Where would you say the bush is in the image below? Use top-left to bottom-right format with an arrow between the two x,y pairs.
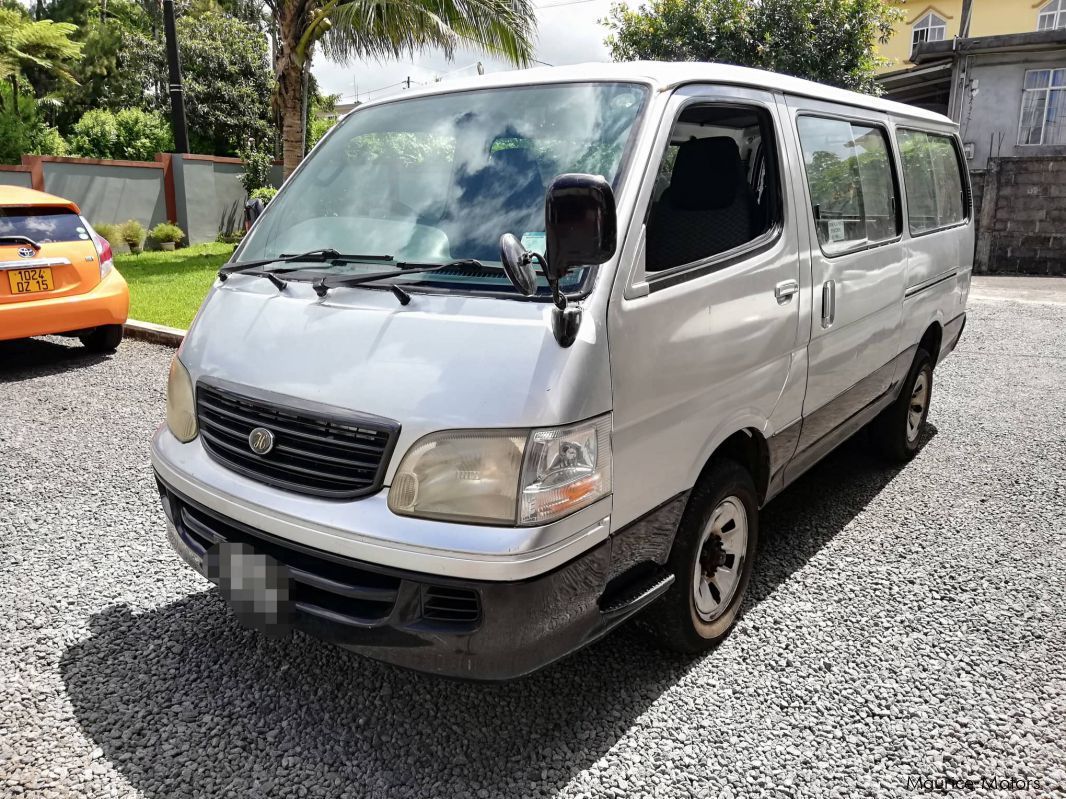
121,219 -> 146,252
238,147 -> 273,194
149,222 -> 185,244
69,108 -> 172,161
93,223 -> 122,245
0,88 -> 66,164
249,187 -> 277,204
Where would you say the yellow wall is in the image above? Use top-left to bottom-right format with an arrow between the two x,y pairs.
877,0 -> 1054,73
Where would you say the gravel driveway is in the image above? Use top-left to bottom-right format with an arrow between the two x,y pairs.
1,282 -> 1064,799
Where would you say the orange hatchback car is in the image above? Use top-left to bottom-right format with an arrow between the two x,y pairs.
0,186 -> 129,352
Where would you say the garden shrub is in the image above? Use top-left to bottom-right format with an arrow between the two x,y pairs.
249,187 -> 277,204
149,222 -> 185,244
93,223 -> 122,244
238,147 -> 273,194
69,108 -> 172,161
121,219 -> 146,252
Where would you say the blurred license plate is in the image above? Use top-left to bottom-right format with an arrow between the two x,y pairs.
8,267 -> 53,294
205,542 -> 293,637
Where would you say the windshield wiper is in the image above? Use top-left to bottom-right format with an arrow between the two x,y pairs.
217,249 -> 394,283
0,235 -> 41,249
309,259 -> 489,303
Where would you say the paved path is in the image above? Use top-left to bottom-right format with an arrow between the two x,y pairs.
1,280 -> 1063,798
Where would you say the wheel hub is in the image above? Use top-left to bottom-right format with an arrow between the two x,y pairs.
692,496 -> 748,623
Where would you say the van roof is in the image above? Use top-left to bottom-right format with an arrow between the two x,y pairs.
362,61 -> 955,129
0,185 -> 81,213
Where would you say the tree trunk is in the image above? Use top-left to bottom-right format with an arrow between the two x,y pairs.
274,6 -> 306,178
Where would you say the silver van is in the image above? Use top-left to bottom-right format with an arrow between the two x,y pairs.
153,62 -> 972,679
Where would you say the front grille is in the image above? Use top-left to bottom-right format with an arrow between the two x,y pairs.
196,381 -> 398,499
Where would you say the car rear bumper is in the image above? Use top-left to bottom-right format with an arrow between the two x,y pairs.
155,474 -> 637,680
0,268 -> 129,341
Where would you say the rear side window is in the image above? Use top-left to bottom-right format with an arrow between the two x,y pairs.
0,206 -> 88,244
896,129 -> 966,234
797,116 -> 899,256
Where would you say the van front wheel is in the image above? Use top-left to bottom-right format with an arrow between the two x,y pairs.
644,459 -> 758,653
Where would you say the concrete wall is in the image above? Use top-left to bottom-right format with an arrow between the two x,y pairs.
956,50 -> 1066,169
11,154 -> 282,245
974,156 -> 1066,275
172,156 -> 245,244
42,159 -> 169,230
0,167 -> 33,188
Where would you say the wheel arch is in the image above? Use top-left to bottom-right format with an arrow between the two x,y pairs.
919,321 -> 944,367
693,426 -> 772,507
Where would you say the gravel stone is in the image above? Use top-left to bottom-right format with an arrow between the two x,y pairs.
1,288 -> 1064,798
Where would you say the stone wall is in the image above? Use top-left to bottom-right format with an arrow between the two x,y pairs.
973,156 -> 1066,276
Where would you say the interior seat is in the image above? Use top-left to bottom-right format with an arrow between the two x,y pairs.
646,136 -> 757,271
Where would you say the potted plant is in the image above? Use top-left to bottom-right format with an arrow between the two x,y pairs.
121,219 -> 146,254
150,222 -> 185,251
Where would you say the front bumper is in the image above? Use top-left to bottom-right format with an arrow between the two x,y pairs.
156,476 -> 624,680
0,268 -> 129,341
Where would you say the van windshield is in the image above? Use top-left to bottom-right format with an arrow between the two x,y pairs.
236,82 -> 648,295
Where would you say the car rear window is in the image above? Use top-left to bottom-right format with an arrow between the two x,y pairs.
0,206 -> 89,244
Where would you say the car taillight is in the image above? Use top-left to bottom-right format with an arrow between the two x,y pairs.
84,219 -> 113,279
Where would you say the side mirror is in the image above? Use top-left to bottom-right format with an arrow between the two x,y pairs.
498,173 -> 616,348
542,173 -> 617,282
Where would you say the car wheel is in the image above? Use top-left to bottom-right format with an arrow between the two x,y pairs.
80,324 -> 123,353
644,458 -> 759,653
872,348 -> 933,463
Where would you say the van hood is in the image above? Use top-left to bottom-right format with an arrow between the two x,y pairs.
181,278 -> 611,451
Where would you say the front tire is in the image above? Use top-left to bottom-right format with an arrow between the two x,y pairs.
80,324 -> 123,353
644,459 -> 759,653
871,348 -> 932,463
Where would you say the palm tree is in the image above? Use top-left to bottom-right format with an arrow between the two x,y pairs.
0,8 -> 82,115
266,0 -> 536,176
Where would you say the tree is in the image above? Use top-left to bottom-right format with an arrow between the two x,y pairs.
267,0 -> 537,177
0,6 -> 82,108
68,107 -> 173,159
603,0 -> 903,94
58,10 -> 272,155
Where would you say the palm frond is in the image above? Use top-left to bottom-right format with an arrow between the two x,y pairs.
319,0 -> 535,67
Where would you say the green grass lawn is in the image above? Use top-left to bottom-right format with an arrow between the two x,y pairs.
116,242 -> 235,329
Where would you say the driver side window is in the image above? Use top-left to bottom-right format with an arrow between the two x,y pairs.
645,103 -> 781,273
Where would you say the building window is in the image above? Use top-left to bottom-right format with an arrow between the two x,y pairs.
912,12 -> 947,50
1038,0 -> 1066,30
1018,69 -> 1066,145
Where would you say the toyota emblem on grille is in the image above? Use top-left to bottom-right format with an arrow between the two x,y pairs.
17,246 -> 35,258
248,427 -> 275,456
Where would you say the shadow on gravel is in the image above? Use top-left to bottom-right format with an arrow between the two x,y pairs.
60,428 -> 933,798
0,337 -> 110,382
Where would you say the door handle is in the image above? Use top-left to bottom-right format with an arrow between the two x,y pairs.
774,279 -> 799,304
821,280 -> 836,328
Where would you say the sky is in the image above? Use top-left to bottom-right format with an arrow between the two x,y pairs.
311,0 -> 616,106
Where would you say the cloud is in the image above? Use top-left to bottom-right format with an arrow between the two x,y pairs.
311,0 -> 615,103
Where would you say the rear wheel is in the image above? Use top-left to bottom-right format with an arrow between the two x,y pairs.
644,459 -> 759,653
80,324 -> 123,353
871,348 -> 932,462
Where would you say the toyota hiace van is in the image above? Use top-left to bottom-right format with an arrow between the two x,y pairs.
152,62 -> 972,679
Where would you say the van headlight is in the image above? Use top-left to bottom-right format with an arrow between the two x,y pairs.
388,415 -> 611,526
166,356 -> 199,443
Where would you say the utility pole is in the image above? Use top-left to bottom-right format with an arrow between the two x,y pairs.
162,0 -> 189,153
